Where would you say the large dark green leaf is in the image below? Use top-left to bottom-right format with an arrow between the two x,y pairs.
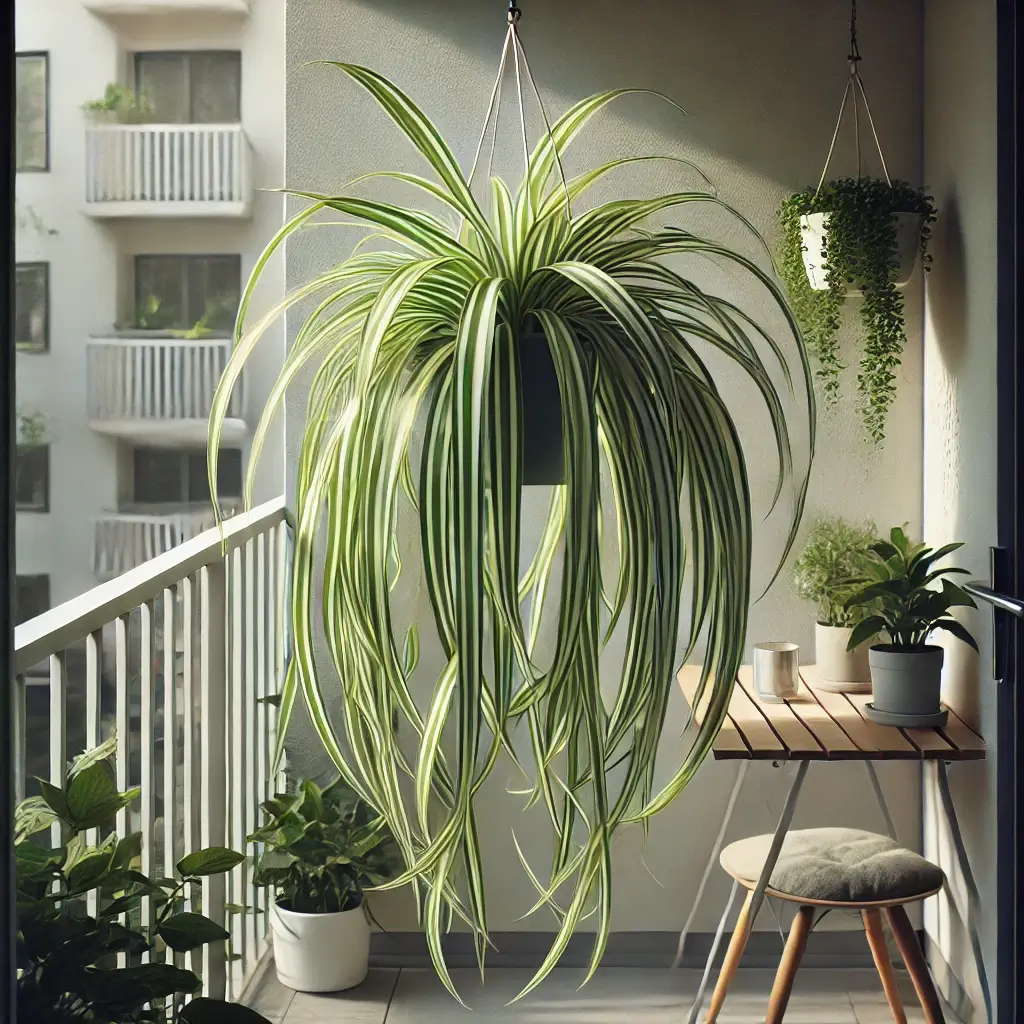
177,848 -> 245,877
65,762 -> 139,831
179,998 -> 274,1024
157,912 -> 230,952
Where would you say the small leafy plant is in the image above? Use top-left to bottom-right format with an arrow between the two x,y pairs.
15,736 -> 264,1023
843,526 -> 978,652
792,515 -> 881,628
778,177 -> 937,445
82,84 -> 154,124
249,778 -> 398,915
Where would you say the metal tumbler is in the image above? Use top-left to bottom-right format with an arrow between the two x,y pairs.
752,642 -> 800,702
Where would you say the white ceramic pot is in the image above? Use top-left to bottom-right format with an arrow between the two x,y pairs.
813,622 -> 873,692
271,901 -> 369,993
869,644 -> 944,717
800,211 -> 925,294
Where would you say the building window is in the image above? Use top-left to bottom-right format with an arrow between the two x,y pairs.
15,575 -> 51,626
15,446 -> 49,513
15,263 -> 49,352
135,51 -> 241,124
134,254 -> 241,332
132,448 -> 243,506
16,53 -> 48,171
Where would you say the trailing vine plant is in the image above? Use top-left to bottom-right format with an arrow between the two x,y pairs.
779,178 -> 935,445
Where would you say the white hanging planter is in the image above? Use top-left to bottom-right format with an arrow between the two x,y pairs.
800,211 -> 926,295
271,901 -> 370,993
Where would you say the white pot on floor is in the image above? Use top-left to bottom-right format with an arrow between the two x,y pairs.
271,901 -> 369,993
813,622 -> 873,692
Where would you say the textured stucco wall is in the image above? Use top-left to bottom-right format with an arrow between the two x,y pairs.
282,0 -> 926,933
922,1 -> 998,1017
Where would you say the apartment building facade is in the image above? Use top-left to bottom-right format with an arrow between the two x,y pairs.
13,0 -> 285,622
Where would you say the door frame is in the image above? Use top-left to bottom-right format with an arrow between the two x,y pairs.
996,0 -> 1022,1020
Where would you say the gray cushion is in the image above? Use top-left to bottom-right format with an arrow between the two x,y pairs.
720,827 -> 945,904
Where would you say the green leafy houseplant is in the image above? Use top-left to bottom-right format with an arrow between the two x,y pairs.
82,83 -> 154,124
792,516 -> 880,628
250,778 -> 398,914
844,527 -> 978,652
209,64 -> 814,999
15,737 -> 264,1023
778,177 -> 936,445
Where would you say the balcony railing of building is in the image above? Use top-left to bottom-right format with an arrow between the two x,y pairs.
87,336 -> 246,444
13,497 -> 289,1001
85,124 -> 253,217
94,503 -> 242,578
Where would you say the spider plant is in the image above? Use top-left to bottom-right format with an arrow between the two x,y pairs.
208,63 -> 814,1001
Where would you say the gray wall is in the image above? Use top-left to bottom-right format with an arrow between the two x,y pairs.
283,0 -> 927,933
922,1 -> 998,1018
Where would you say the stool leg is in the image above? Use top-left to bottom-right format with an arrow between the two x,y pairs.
765,905 -> 814,1024
704,890 -> 754,1024
862,908 -> 907,1024
885,905 -> 946,1024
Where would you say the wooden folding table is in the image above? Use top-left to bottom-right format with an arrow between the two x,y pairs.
676,664 -> 988,1023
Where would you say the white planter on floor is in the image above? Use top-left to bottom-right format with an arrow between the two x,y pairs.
813,622 -> 873,693
800,211 -> 925,294
271,901 -> 369,993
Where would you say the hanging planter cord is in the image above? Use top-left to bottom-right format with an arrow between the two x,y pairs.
815,0 -> 892,195
465,2 -> 572,222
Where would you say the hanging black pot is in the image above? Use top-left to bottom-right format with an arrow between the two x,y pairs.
519,327 -> 564,485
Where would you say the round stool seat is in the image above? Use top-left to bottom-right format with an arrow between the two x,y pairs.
720,827 -> 945,905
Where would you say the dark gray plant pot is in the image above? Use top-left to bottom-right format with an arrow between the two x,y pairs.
868,644 -> 944,716
520,331 -> 564,485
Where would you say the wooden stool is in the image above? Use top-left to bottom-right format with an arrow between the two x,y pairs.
707,827 -> 947,1024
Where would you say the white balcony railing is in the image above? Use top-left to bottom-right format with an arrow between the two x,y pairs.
85,124 -> 252,217
14,497 -> 289,1001
94,505 -> 240,578
87,337 -> 246,443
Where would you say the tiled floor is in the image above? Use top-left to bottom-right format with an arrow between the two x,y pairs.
247,966 -> 960,1022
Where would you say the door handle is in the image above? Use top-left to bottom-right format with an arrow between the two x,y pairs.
962,548 -> 1018,681
962,581 -> 1024,617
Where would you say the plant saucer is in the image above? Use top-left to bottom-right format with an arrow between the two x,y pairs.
863,703 -> 948,729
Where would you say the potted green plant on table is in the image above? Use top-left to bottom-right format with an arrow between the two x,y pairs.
250,778 -> 398,993
207,47 -> 814,1001
14,737 -> 265,1023
779,177 -> 936,446
792,515 -> 881,691
843,526 -> 978,725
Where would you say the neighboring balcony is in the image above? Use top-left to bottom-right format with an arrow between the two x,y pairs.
85,124 -> 253,218
93,503 -> 240,578
83,0 -> 250,17
87,335 -> 246,446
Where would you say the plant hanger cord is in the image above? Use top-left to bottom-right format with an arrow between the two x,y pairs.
815,0 -> 892,195
465,2 -> 572,224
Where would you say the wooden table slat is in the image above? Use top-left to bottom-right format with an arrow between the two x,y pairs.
736,668 -> 827,758
676,666 -> 750,757
676,665 -> 985,761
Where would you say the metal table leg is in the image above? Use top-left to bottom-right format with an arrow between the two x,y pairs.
864,760 -> 898,841
673,760 -> 749,968
686,759 -> 810,1024
933,759 -> 992,1024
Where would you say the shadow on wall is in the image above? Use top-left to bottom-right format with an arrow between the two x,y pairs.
928,193 -> 968,373
336,0 -> 923,189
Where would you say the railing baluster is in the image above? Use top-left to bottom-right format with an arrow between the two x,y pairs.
243,537 -> 259,968
180,574 -> 198,978
84,628 -> 103,917
160,588 -> 177,967
49,651 -> 68,848
200,560 -> 228,999
115,613 -> 130,968
255,531 -> 269,934
228,545 -> 246,998
140,601 -> 156,962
